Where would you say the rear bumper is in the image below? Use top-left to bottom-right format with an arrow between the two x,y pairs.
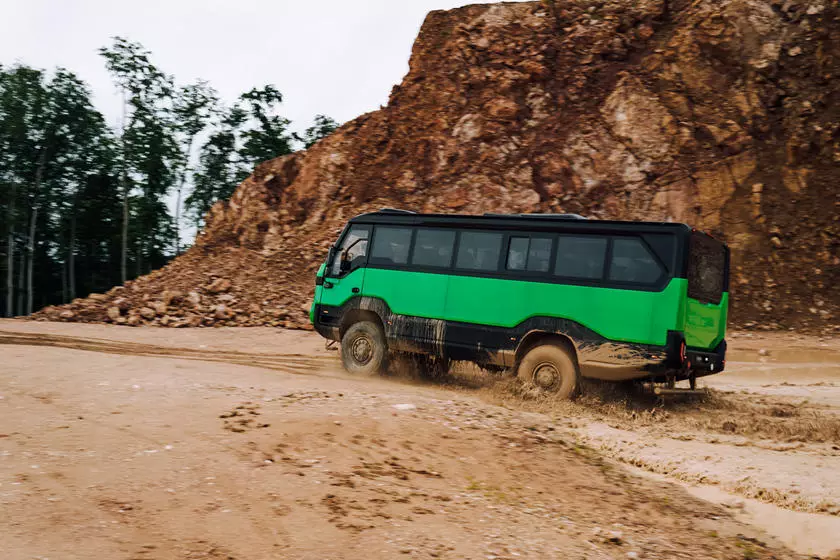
685,339 -> 726,377
656,331 -> 726,379
583,334 -> 726,382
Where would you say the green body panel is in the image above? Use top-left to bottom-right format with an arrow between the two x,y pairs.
361,269 -> 692,347
315,266 -> 727,351
317,267 -> 367,315
310,263 -> 327,323
363,268 -> 450,318
682,292 -> 728,349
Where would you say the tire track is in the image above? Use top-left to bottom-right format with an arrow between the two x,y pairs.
0,329 -> 340,378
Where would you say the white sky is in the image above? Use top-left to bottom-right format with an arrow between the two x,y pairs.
1,0 -> 528,243
1,0 -> 527,134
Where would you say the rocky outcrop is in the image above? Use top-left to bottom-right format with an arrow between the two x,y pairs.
34,0 -> 840,332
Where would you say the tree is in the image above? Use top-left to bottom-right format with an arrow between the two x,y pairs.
187,85 -> 309,226
186,105 -> 247,226
238,85 -> 295,167
100,37 -> 176,281
172,81 -> 218,254
0,65 -> 49,316
295,114 -> 338,149
47,70 -> 118,302
1,42 -> 340,316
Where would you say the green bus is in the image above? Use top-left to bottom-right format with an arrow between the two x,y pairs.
311,209 -> 729,397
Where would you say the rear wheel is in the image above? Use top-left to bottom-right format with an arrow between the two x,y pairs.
517,343 -> 579,399
341,321 -> 388,376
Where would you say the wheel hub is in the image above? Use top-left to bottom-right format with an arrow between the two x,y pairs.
533,362 -> 559,389
351,335 -> 373,365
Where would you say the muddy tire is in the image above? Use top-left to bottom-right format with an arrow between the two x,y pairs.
517,343 -> 579,399
341,321 -> 388,376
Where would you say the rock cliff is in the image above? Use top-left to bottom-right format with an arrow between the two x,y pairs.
36,0 -> 840,333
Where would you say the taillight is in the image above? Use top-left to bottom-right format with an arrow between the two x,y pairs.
680,341 -> 687,363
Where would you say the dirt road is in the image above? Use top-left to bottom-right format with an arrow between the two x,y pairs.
1,321 -> 838,559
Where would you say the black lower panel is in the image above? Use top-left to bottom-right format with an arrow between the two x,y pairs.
313,297 -> 696,374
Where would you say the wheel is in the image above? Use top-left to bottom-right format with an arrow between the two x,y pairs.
341,321 -> 388,376
516,343 -> 580,399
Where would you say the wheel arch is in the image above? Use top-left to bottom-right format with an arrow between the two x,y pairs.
514,330 -> 580,371
339,308 -> 386,339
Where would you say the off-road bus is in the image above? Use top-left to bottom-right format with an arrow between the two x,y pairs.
311,209 -> 729,398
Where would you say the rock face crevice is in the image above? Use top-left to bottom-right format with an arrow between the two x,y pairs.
37,0 -> 839,332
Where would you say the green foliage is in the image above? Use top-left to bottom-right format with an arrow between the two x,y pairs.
0,38 -> 340,316
295,114 -> 339,149
238,85 -> 295,167
186,106 -> 248,225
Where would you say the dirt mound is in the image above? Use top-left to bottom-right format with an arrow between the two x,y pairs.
34,0 -> 840,332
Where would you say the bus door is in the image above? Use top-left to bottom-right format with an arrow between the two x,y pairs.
321,225 -> 370,309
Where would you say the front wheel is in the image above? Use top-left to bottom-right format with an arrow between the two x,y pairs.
341,321 -> 388,376
517,343 -> 580,399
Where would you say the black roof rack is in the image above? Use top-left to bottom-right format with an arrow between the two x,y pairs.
483,213 -> 587,220
377,208 -> 415,214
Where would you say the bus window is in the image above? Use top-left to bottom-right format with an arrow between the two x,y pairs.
507,237 -> 529,271
411,228 -> 456,268
555,236 -> 607,280
609,238 -> 662,284
527,238 -> 552,272
507,237 -> 552,272
456,232 -> 503,271
370,226 -> 412,266
688,231 -> 726,303
331,226 -> 369,275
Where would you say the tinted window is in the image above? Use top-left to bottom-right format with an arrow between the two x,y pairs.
370,226 -> 412,265
507,237 -> 529,271
527,238 -> 552,272
456,231 -> 503,271
411,228 -> 456,268
609,238 -> 662,284
688,231 -> 726,304
555,236 -> 607,279
331,226 -> 368,275
507,237 -> 553,272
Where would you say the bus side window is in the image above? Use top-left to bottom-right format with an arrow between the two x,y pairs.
555,236 -> 607,280
507,237 -> 552,272
609,238 -> 662,284
411,228 -> 456,268
456,232 -> 503,271
527,238 -> 552,272
370,226 -> 413,266
507,237 -> 529,271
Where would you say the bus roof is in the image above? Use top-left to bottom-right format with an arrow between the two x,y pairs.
349,209 -> 694,236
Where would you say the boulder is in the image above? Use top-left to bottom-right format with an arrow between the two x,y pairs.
139,307 -> 156,320
207,278 -> 232,294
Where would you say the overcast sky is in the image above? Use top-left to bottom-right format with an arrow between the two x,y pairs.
1,0 -> 526,134
1,0 -> 528,243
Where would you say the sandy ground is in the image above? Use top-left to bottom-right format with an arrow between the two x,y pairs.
1,320 -> 839,559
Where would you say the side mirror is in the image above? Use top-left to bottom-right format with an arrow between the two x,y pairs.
340,253 -> 351,272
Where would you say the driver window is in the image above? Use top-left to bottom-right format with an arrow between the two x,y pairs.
331,226 -> 369,275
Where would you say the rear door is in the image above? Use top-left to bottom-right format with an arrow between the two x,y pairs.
684,231 -> 729,349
